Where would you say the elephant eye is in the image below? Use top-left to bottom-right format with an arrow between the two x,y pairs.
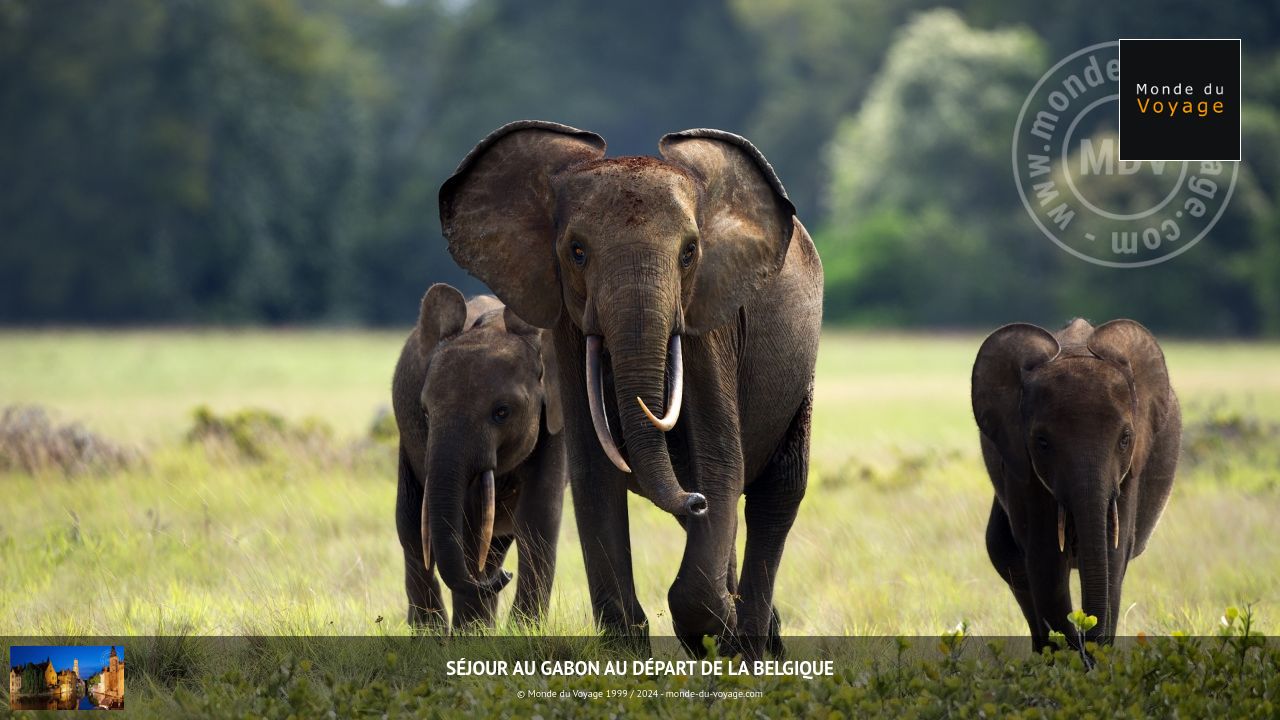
1119,430 -> 1132,451
680,240 -> 697,268
491,403 -> 511,424
1036,435 -> 1050,451
570,241 -> 587,266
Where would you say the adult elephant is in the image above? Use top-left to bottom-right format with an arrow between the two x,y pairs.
439,121 -> 823,657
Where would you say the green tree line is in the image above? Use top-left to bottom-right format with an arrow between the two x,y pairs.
16,661 -> 48,693
1,0 -> 1277,334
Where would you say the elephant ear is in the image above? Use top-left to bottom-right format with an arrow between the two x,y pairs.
501,307 -> 562,435
538,328 -> 563,435
658,129 -> 796,333
418,284 -> 468,362
1088,319 -> 1173,461
971,323 -> 1061,480
440,121 -> 607,329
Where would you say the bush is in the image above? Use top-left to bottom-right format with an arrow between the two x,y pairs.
186,405 -> 335,462
1182,406 -> 1280,491
185,405 -> 394,473
0,405 -> 140,476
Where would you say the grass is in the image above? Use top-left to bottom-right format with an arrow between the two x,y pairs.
1,328 -> 1278,640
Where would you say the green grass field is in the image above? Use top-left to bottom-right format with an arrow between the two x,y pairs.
1,329 -> 1278,639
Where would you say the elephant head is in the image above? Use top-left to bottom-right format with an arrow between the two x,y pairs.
416,283 -> 562,596
439,121 -> 795,518
972,319 -> 1173,641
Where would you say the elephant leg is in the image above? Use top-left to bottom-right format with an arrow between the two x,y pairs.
512,432 -> 567,625
483,535 -> 515,622
452,535 -> 514,629
396,445 -> 446,630
556,323 -> 647,649
569,455 -> 647,645
726,533 -> 739,602
402,549 -> 447,631
1106,558 -> 1129,641
672,510 -> 744,655
669,485 -> 741,658
667,368 -> 746,658
985,498 -> 1036,644
1023,525 -> 1073,652
735,390 -> 812,662
716,525 -> 755,659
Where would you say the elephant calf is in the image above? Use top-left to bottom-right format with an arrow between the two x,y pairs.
972,318 -> 1180,649
392,283 -> 566,629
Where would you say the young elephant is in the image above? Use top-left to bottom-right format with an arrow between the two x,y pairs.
392,283 -> 566,630
972,318 -> 1180,649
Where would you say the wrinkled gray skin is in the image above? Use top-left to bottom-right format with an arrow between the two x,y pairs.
392,283 -> 566,630
972,318 -> 1180,650
438,121 -> 823,660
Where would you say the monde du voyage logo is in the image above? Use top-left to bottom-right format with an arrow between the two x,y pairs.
1013,40 -> 1241,268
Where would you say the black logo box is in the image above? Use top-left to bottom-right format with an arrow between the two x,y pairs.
1119,39 -> 1241,162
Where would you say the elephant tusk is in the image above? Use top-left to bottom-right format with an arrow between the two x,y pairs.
586,335 -> 631,473
1110,497 -> 1120,550
476,469 -> 496,575
1057,504 -> 1066,553
636,335 -> 683,432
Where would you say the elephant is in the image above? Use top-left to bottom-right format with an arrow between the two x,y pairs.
437,120 -> 823,659
971,318 -> 1181,649
392,283 -> 567,630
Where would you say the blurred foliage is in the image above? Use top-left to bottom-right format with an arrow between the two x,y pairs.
187,404 -> 332,461
186,403 -> 390,468
0,404 -> 140,475
823,11 -> 1052,327
0,0 -> 1277,333
823,9 -> 1280,334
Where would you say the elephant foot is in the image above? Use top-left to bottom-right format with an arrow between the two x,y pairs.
767,606 -> 784,658
669,583 -> 736,659
407,606 -> 448,633
722,606 -> 783,663
677,632 -> 709,659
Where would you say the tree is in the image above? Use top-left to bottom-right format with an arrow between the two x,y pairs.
821,10 -> 1052,326
0,0 -> 375,323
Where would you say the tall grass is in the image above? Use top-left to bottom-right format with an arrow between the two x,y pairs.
1,330 -> 1277,637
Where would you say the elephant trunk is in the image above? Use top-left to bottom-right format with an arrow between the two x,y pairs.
584,256 -> 705,517
1073,485 -> 1113,644
425,442 -> 509,596
611,338 -> 706,517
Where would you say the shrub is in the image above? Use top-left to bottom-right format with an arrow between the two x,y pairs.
0,405 -> 140,476
185,405 -> 394,473
186,405 -> 335,462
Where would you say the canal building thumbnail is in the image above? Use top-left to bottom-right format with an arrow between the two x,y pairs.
95,646 -> 125,702
9,645 -> 123,710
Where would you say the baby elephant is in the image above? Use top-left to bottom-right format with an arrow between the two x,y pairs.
392,283 -> 566,630
972,319 -> 1180,649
